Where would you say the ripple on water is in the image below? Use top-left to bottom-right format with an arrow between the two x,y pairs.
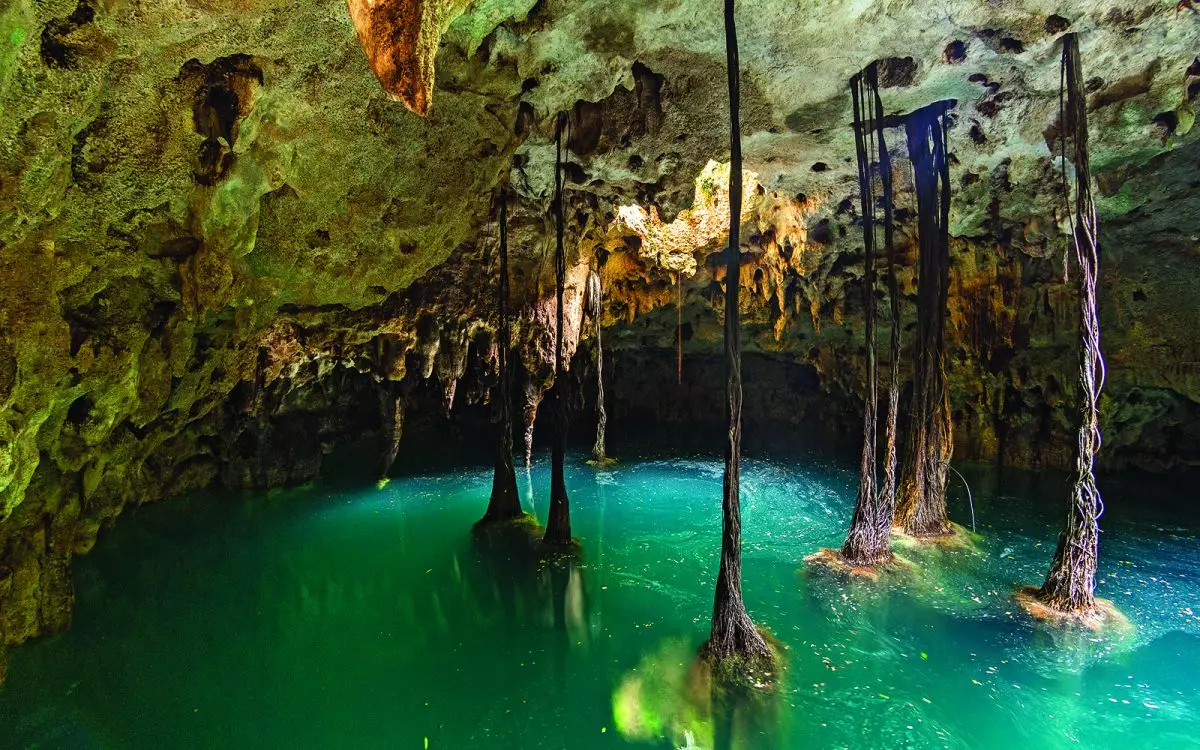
0,448 -> 1196,749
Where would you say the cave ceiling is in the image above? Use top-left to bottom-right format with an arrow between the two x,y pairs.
1,0 -> 1199,522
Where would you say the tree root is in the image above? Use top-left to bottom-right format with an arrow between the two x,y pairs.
537,535 -> 584,565
699,624 -> 783,691
1013,586 -> 1131,632
803,547 -> 914,582
891,521 -> 978,552
470,513 -> 544,556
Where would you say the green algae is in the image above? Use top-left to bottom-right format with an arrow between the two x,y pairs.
445,0 -> 539,56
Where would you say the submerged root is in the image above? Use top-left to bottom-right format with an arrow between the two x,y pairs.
537,535 -> 584,565
699,624 -> 782,691
471,513 -> 543,557
892,521 -> 978,552
803,547 -> 913,582
586,456 -> 619,468
1013,586 -> 1131,632
614,636 -> 784,748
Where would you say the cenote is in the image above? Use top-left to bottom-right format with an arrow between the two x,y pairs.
4,0 -> 1200,747
1,443 -> 1197,749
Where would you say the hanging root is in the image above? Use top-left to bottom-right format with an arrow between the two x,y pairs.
543,110 -> 574,546
894,99 -> 956,539
676,272 -> 683,385
704,0 -> 772,674
1023,32 -> 1112,621
839,62 -> 897,569
480,189 -> 524,524
588,269 -> 613,465
945,462 -> 976,533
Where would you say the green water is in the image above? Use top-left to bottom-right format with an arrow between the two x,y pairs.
1,445 -> 1197,749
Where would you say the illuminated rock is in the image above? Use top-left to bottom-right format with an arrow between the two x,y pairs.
346,0 -> 465,115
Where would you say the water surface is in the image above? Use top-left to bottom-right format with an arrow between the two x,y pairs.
2,444 -> 1197,749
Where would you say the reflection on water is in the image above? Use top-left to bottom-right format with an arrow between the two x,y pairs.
612,638 -> 784,749
0,446 -> 1197,749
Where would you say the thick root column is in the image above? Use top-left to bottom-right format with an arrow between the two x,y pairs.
879,65 -> 902,539
841,62 -> 893,567
1036,33 -> 1106,615
704,0 -> 771,669
544,112 -> 573,545
895,99 -> 955,539
481,190 -> 523,524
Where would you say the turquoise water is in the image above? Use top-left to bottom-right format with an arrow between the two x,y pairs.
1,444 -> 1197,749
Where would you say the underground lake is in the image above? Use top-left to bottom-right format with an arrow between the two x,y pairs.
5,0 -> 1200,747
1,443 -> 1196,749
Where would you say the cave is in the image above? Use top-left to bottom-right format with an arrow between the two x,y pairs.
1,0 -> 1199,747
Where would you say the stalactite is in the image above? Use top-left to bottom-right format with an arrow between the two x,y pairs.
417,317 -> 441,380
586,267 -> 611,464
544,111 -> 573,545
480,189 -> 523,524
251,345 -> 270,487
894,99 -> 955,539
436,329 -> 467,413
703,0 -> 771,665
378,381 -> 405,480
676,272 -> 683,386
840,63 -> 892,567
522,379 -> 540,469
1036,33 -> 1106,614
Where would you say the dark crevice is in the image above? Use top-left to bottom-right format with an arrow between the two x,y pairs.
66,395 -> 93,427
875,56 -> 918,88
40,0 -> 95,69
1045,14 -> 1071,34
178,54 -> 264,186
942,41 -> 966,64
